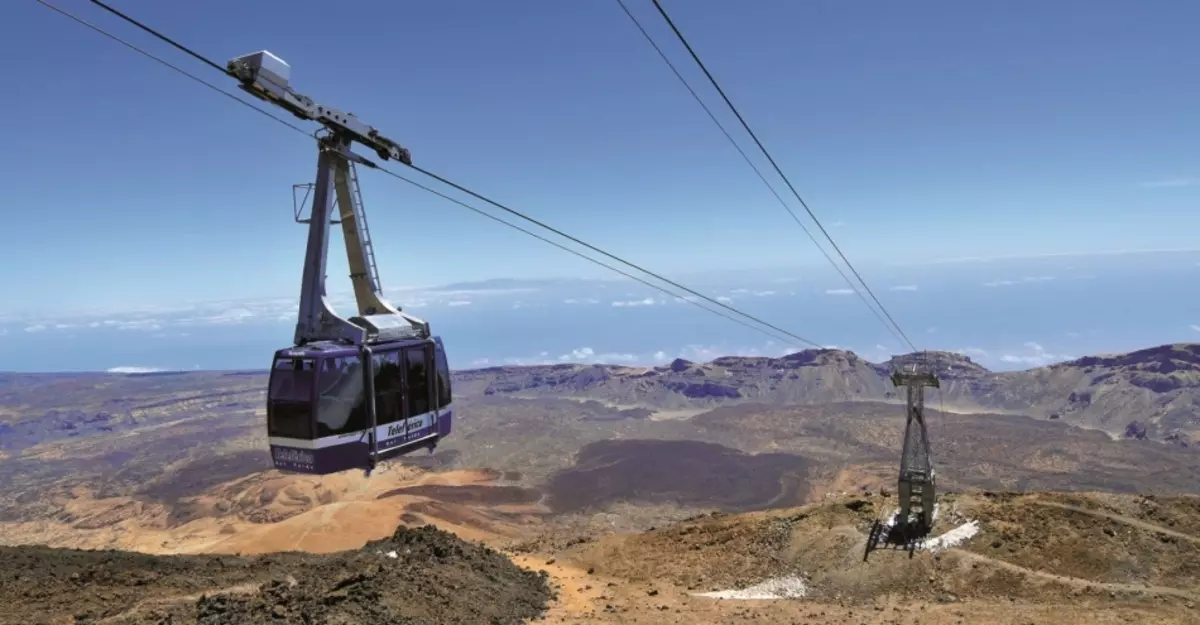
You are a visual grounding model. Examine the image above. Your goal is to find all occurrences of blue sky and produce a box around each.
[3,1,1199,371]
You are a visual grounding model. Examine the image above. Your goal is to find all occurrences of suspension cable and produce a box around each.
[615,0,911,350]
[38,0,826,350]
[646,0,920,354]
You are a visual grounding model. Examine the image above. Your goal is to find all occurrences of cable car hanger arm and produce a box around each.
[220,50,427,345]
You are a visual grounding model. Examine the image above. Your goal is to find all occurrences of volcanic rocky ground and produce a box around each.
[0,524,554,625]
[1,343,1199,623]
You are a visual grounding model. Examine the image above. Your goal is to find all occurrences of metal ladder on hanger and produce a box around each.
[346,161,383,295]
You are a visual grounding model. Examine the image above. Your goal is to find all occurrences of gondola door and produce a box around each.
[372,349,404,452]
[401,342,435,441]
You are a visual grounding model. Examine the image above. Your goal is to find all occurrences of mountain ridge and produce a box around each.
[455,342,1200,443]
[2,342,1196,450]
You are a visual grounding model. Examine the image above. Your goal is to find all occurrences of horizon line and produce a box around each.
[9,341,1197,377]
[888,247,1200,266]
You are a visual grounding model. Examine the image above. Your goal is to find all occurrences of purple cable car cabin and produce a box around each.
[266,336,453,474]
[222,49,454,475]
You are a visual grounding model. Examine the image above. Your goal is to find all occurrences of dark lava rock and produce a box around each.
[1124,420,1149,440]
[195,525,554,625]
[1067,391,1092,406]
[569,366,611,390]
[668,358,693,373]
[0,525,554,625]
[663,381,741,399]
[1164,431,1191,448]
[1129,374,1184,393]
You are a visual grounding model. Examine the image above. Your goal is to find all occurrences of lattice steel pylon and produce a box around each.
[891,365,939,529]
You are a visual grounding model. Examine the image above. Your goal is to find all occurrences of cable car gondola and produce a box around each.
[266,337,452,474]
[224,50,454,475]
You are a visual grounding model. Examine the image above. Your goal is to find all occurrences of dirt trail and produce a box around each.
[509,554,608,617]
[951,549,1200,601]
[1029,499,1200,545]
[94,582,262,625]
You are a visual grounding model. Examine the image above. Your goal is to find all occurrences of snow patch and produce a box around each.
[925,521,980,553]
[695,576,808,600]
[876,504,979,552]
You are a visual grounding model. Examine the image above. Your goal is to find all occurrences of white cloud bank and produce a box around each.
[999,342,1074,367]
[611,297,660,307]
[473,341,811,369]
[464,340,1084,373]
[894,248,1200,266]
[888,284,919,292]
[0,284,545,335]
[983,276,1055,287]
